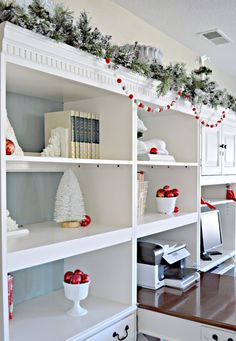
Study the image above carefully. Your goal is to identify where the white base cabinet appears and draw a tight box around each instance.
[86,314,135,341]
[202,326,236,341]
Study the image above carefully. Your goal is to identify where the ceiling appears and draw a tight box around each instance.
[111,0,236,78]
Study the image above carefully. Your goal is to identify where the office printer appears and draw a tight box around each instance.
[137,237,200,290]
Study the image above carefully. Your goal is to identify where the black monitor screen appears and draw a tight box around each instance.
[201,210,223,253]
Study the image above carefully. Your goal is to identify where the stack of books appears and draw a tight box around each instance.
[44,110,100,159]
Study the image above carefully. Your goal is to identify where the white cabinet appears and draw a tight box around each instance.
[201,123,236,175]
[222,124,236,174]
[202,325,236,341]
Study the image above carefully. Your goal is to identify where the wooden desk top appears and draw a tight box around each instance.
[138,272,236,331]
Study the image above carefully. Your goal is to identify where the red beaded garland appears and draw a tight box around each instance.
[117,78,122,84]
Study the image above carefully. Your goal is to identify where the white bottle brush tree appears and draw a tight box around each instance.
[54,169,86,228]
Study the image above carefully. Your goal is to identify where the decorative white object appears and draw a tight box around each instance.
[41,127,68,157]
[137,139,169,155]
[54,169,86,227]
[156,197,177,214]
[63,281,91,316]
[6,115,24,156]
[137,117,147,134]
[7,210,29,236]
[137,45,163,64]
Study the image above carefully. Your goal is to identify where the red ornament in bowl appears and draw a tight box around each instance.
[6,139,15,155]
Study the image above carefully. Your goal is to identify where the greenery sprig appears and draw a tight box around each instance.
[0,0,236,112]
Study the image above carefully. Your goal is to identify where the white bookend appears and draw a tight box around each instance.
[44,111,76,158]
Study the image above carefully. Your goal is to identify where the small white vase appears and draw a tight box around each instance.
[156,197,177,214]
[63,281,90,317]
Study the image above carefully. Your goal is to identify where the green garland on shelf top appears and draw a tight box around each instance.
[1,0,236,112]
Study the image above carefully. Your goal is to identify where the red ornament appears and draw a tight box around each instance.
[80,215,91,227]
[177,91,182,96]
[195,116,199,120]
[158,107,163,112]
[150,147,158,154]
[128,94,134,100]
[192,107,196,112]
[105,57,111,64]
[6,139,15,155]
[156,189,165,198]
[64,271,74,283]
[201,120,205,125]
[74,269,83,276]
[138,102,144,108]
[147,106,152,112]
[210,124,214,128]
[70,274,82,284]
[117,78,122,84]
[81,274,91,283]
[166,104,171,110]
[172,188,180,197]
[174,206,179,213]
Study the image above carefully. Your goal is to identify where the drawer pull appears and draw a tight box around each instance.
[113,325,129,340]
[212,334,218,341]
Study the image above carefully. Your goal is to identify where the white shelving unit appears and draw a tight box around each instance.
[0,21,236,341]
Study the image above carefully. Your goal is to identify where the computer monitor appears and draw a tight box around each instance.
[200,210,223,261]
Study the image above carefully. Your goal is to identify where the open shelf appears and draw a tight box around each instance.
[136,212,198,238]
[201,198,234,207]
[137,161,198,167]
[7,222,132,272]
[10,289,135,341]
[201,175,236,186]
[199,248,235,272]
[6,156,133,172]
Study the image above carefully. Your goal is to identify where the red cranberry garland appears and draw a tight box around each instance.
[191,105,227,127]
[106,57,226,127]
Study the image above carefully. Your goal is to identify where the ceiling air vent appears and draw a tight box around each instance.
[199,29,232,46]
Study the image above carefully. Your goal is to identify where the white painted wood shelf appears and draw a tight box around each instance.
[137,212,198,238]
[7,222,132,272]
[137,161,198,167]
[199,248,235,272]
[6,156,133,172]
[201,175,236,186]
[201,198,235,207]
[10,289,136,341]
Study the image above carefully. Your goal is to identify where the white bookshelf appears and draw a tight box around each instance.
[7,222,133,272]
[10,289,136,341]
[137,212,198,238]
[199,248,235,272]
[0,20,236,341]
[6,156,133,172]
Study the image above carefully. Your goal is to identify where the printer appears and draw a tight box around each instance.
[137,236,200,290]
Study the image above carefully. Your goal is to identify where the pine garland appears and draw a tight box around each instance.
[0,0,236,113]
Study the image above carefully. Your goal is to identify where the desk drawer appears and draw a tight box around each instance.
[87,314,135,341]
[202,326,236,341]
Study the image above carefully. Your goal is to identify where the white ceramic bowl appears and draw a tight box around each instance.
[156,197,177,214]
[63,281,91,316]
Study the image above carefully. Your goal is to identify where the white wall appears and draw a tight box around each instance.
[58,0,236,95]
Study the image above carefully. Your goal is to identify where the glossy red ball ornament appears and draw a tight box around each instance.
[117,78,122,84]
[64,271,74,283]
[174,206,179,213]
[129,94,134,100]
[138,102,144,108]
[147,106,152,112]
[177,91,182,96]
[195,116,200,120]
[6,139,15,155]
[150,147,158,154]
[105,57,111,64]
[80,215,91,227]
[166,105,170,110]
[192,107,196,112]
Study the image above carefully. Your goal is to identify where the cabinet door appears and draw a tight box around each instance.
[202,325,236,341]
[201,126,222,175]
[222,124,236,174]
